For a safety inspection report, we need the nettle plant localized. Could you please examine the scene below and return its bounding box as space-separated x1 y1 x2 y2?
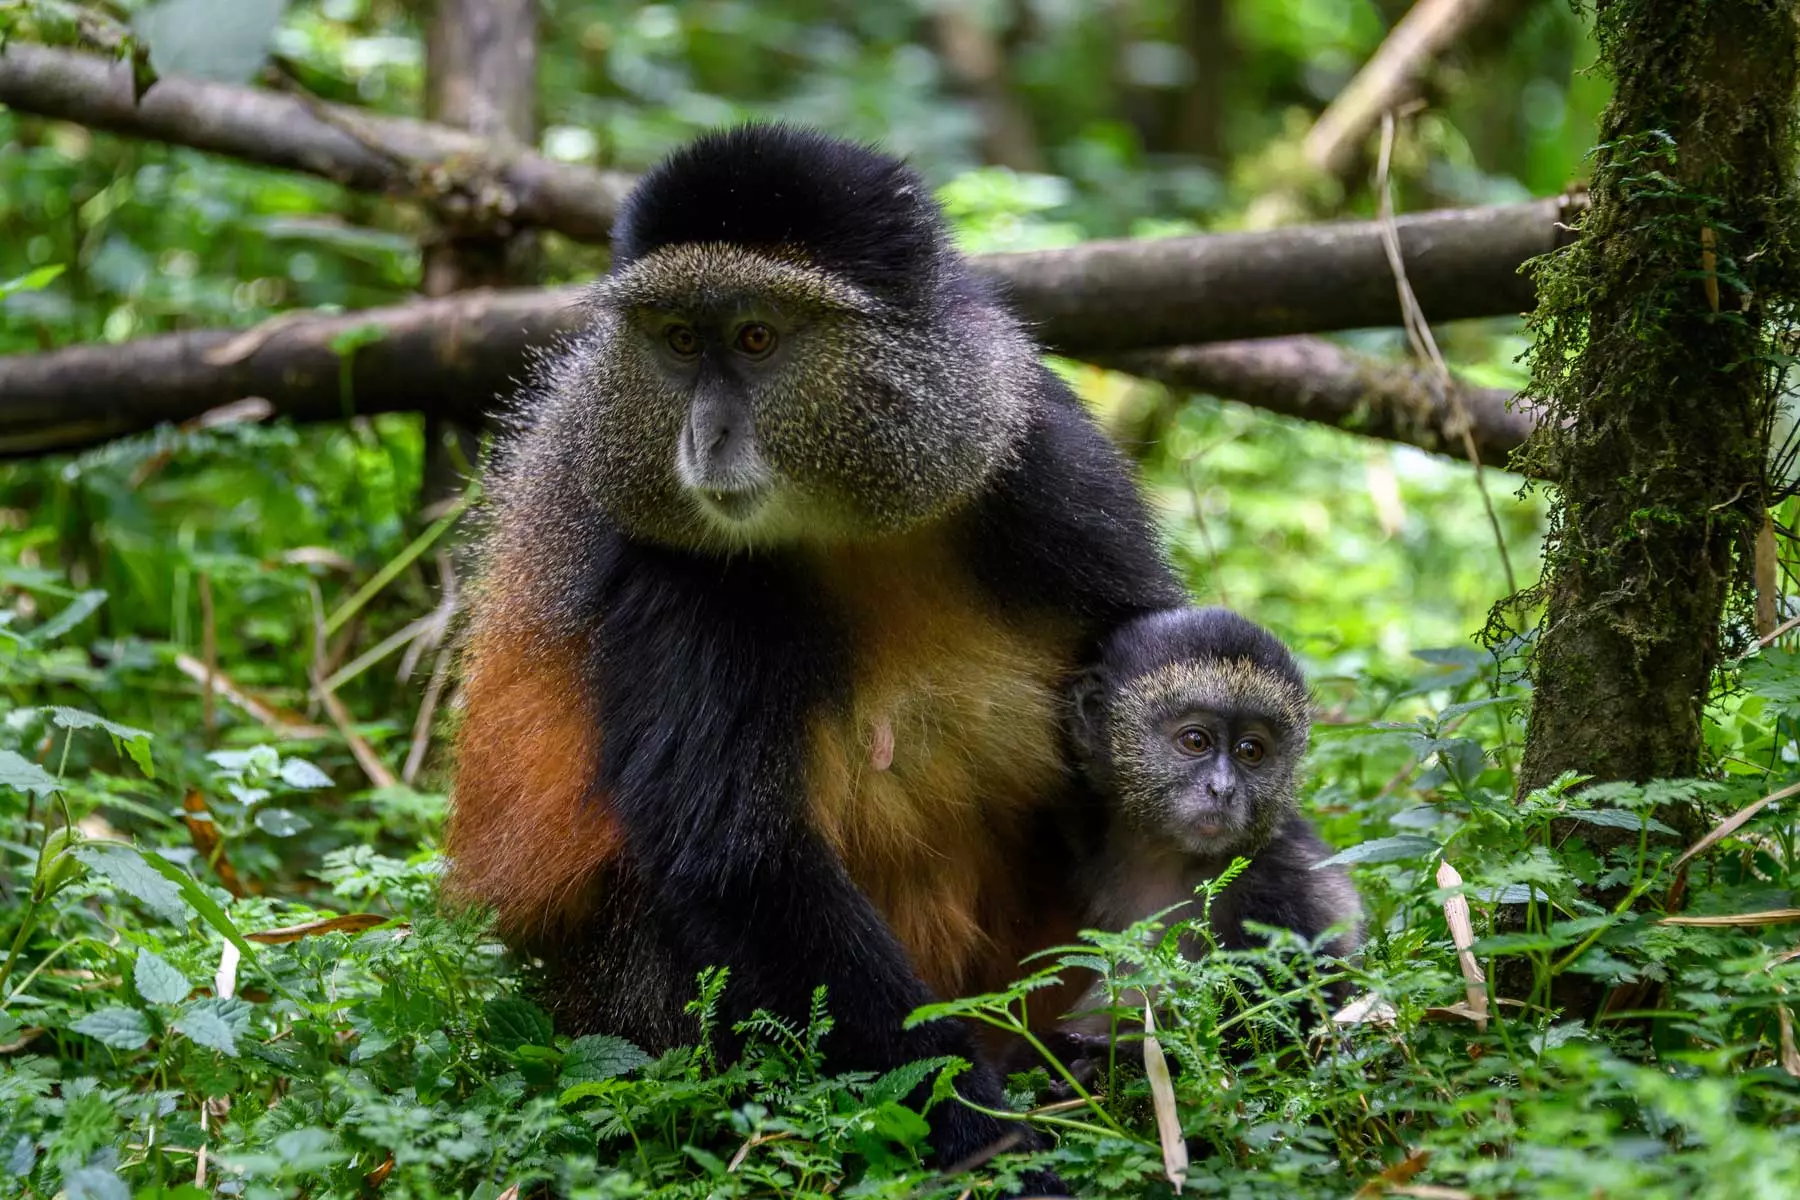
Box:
3 561 1800 1200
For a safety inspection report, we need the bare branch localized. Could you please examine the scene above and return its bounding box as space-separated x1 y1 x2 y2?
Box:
0 198 1577 459
0 43 630 242
1106 336 1537 470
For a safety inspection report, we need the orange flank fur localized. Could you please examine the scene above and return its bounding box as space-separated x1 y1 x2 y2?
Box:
807 530 1083 1002
446 603 620 942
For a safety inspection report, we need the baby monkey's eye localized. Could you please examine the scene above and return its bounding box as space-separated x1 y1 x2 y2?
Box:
665 324 700 357
1234 736 1266 764
1174 726 1212 756
734 322 776 357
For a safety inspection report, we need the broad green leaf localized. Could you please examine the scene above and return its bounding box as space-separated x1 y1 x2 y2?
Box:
484 996 554 1051
71 843 192 923
71 1006 152 1050
277 758 332 790
1313 835 1439 869
63 1166 129 1200
174 997 252 1056
561 1034 651 1083
0 750 58 797
134 950 192 1006
135 0 289 84
254 807 311 837
1563 808 1678 835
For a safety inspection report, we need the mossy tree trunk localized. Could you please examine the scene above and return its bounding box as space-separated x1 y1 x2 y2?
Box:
1515 0 1800 809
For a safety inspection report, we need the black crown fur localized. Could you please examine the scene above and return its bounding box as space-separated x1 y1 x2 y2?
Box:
1103 606 1307 691
610 124 950 305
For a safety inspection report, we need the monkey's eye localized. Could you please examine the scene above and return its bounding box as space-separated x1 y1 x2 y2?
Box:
1234 736 1266 765
665 324 700 357
1174 726 1212 756
734 322 776 357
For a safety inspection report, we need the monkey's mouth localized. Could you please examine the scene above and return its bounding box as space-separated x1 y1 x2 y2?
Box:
695 483 771 522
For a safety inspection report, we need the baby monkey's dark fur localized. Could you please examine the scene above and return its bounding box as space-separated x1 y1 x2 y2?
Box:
1057 607 1361 1047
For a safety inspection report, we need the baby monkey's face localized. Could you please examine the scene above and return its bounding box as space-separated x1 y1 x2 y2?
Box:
1102 662 1307 862
1130 703 1297 858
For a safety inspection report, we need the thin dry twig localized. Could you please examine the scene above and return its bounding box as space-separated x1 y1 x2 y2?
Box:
1375 112 1520 601
173 653 331 739
1658 908 1800 928
245 913 393 944
314 682 399 791
1673 779 1800 870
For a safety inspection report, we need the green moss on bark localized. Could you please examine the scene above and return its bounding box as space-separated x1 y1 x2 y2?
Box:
1510 0 1800 803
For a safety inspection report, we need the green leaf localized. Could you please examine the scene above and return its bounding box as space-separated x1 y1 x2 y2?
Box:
868 1056 958 1106
134 950 192 1006
135 0 289 84
1563 808 1678 835
0 265 65 299
174 997 252 1056
1313 835 1439 869
37 707 154 779
254 807 311 837
484 996 554 1051
137 849 256 959
277 757 332 789
561 1034 651 1083
1472 916 1615 956
0 750 59 797
28 590 106 645
63 1165 129 1200
72 843 192 923
71 1006 152 1050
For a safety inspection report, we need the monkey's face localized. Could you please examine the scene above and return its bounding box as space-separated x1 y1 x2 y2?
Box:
1093 659 1309 861
565 245 1034 551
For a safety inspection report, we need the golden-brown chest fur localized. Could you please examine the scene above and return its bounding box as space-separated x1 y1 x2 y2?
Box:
805 529 1082 999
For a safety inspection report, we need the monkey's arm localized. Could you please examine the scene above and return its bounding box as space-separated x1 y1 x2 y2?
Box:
595 546 1049 1176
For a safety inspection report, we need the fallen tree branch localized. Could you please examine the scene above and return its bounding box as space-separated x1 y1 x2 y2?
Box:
0 43 631 242
1106 336 1537 471
990 195 1574 353
0 198 1576 458
0 297 1540 468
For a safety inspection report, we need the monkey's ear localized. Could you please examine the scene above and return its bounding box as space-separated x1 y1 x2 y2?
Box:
1065 667 1110 759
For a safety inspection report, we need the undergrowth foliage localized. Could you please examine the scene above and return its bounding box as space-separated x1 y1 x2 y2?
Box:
4 477 1800 1199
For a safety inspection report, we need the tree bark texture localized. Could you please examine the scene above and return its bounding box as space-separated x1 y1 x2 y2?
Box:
1514 0 1800 797
422 0 539 294
1104 337 1533 468
0 43 630 243
0 197 1574 457
984 196 1577 353
419 0 540 497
